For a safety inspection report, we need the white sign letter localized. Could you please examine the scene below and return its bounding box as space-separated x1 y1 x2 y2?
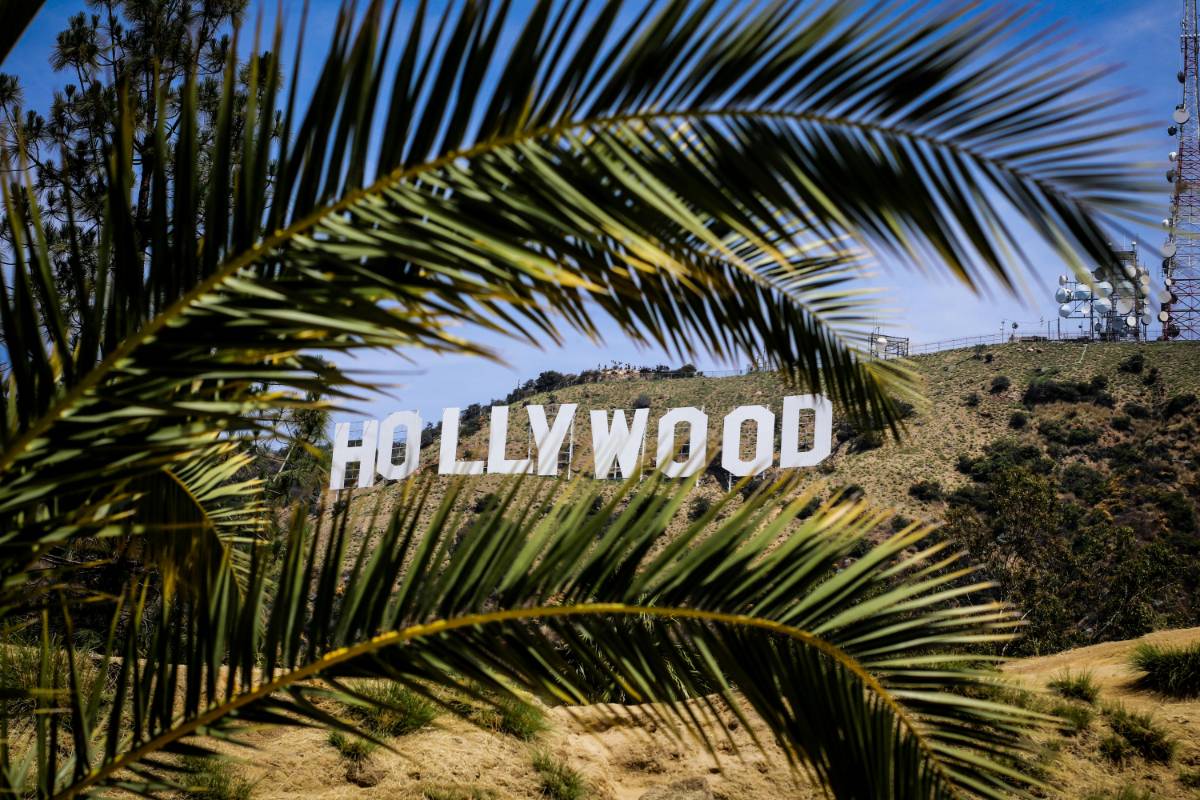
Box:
655 407 707 478
780 394 832 468
376 411 421 481
591 408 649 479
722 405 774 477
527 404 577 476
487 405 533 474
330 419 379 490
438 408 485 475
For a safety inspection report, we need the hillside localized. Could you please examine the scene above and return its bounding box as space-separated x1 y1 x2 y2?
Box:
350 340 1200 517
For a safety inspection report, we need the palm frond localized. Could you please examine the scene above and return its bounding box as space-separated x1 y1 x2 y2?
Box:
0 0 1149 594
4 476 1047 800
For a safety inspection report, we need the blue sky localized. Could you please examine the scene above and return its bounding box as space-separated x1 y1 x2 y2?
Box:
5 0 1181 422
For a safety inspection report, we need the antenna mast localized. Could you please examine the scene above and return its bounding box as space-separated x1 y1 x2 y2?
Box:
1164 0 1200 339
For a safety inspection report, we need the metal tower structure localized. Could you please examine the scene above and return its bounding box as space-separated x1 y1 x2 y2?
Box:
1164 0 1200 339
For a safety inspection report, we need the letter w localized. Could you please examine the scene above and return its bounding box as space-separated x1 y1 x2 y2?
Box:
590 409 649 479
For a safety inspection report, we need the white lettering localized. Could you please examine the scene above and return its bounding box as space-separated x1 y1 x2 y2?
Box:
487 405 533 474
331 420 379 489
527 404 577 476
376 411 421 481
655 407 707 478
722 405 774 477
438 408 485 475
780 394 832 468
591 408 649 479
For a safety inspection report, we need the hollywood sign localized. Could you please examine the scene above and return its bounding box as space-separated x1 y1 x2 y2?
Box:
330 395 833 490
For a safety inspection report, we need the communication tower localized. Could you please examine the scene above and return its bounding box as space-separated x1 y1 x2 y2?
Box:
1054 244 1150 340
1163 0 1200 339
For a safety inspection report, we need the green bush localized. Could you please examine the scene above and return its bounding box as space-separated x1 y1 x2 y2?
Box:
1123 402 1150 419
632 393 652 409
1047 670 1099 703
344 681 439 737
1163 393 1196 419
1008 410 1028 429
328 730 376 762
688 495 712 521
1117 352 1145 374
1023 375 1110 407
1129 641 1200 698
1104 705 1176 763
531 752 587 800
908 480 943 503
990 375 1012 394
181 756 255 800
456 695 547 740
1038 418 1098 446
1110 414 1131 432
1179 768 1200 789
1083 785 1155 800
964 392 981 407
1060 463 1106 504
1049 701 1093 736
1098 734 1135 766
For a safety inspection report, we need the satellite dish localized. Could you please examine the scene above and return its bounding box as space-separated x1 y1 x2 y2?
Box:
1072 287 1092 301
1164 241 1178 257
1093 296 1113 314
1156 286 1172 303
1170 151 1179 161
1164 218 1173 228
1124 264 1138 279
1117 280 1135 295
1054 286 1070 303
1058 274 1070 286
1179 71 1186 83
1159 310 1171 322
1168 169 1177 182
877 337 888 346
1126 314 1138 327
1166 276 1175 287
1059 303 1073 319
1080 301 1092 316
1169 125 1179 136
1175 107 1191 124
1142 311 1154 326
1116 297 1135 314
1095 280 1113 298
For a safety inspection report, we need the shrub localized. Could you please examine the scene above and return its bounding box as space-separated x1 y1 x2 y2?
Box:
1104 705 1176 763
964 392 981 407
1049 701 1093 736
459 695 547 740
345 681 439 737
1047 670 1099 703
1180 768 1200 789
1008 411 1028 429
990 375 1012 394
1154 489 1198 532
1061 463 1106 504
849 429 884 452
421 786 498 800
1110 414 1131 432
1164 393 1197 419
1123 402 1150 419
1038 418 1098 446
531 752 587 800
328 730 376 762
890 514 913 532
908 480 943 502
1129 641 1200 698
181 756 255 800
1022 375 1109 406
1098 734 1136 766
688 495 711 521
1083 786 1155 800
1144 366 1160 385
1118 352 1145 374
632 393 652 409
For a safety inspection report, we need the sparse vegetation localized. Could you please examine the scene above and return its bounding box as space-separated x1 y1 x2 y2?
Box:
1048 670 1099 704
964 392 981 407
1129 641 1200 698
1083 786 1155 800
1118 353 1145 374
452 695 547 741
342 682 440 738
990 375 1012 394
1163 393 1196 419
1098 734 1136 766
1049 701 1093 736
181 756 255 800
531 752 588 800
1103 705 1176 763
1009 411 1029 429
421 785 499 800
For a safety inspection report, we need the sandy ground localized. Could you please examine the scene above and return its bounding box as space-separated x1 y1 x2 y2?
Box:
229 628 1200 799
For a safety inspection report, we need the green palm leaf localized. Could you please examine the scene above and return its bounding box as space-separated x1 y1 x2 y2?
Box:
9 476 1048 799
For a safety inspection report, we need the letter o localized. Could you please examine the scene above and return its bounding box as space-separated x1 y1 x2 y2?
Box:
721 405 774 477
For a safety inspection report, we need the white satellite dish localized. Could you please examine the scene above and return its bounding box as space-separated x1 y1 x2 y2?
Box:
1124 264 1138 279
1174 107 1191 124
1164 218 1173 227
1116 297 1135 314
1126 314 1138 327
1057 274 1070 286
1160 310 1171 322
1170 151 1179 161
877 337 888 346
1072 287 1092 301
1166 276 1175 287
1059 303 1073 319
1054 286 1071 303
1164 242 1178 258
1142 311 1154 326
1156 286 1173 303
1095 280 1113 298
1117 280 1135 296
1080 301 1092 316
1093 296 1113 314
